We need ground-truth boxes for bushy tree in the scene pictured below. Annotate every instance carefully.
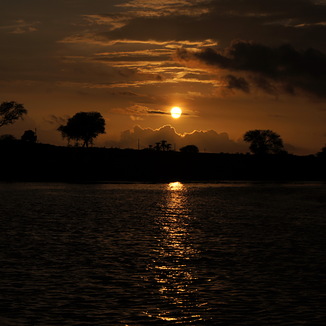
[180,145,199,153]
[21,130,37,143]
[243,129,285,155]
[0,101,27,128]
[58,111,105,147]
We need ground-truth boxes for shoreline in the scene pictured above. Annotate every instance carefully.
[1,141,325,183]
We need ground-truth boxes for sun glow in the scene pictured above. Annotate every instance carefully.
[170,107,182,119]
[168,181,184,191]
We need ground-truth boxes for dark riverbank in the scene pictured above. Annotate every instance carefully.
[0,141,325,182]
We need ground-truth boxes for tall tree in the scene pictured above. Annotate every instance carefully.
[153,140,172,151]
[0,101,27,128]
[58,111,105,147]
[243,129,285,155]
[154,142,162,151]
[160,140,168,151]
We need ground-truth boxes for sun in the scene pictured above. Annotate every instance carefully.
[171,106,182,119]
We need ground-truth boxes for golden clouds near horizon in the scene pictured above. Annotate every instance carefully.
[171,107,182,119]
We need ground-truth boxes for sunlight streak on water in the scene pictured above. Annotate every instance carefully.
[145,182,205,323]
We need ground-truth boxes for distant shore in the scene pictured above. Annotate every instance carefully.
[1,141,325,182]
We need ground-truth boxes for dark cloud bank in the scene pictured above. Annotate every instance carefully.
[176,41,326,98]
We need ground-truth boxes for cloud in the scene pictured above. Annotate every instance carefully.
[79,0,326,52]
[116,0,209,17]
[56,0,325,95]
[61,33,217,48]
[44,115,68,126]
[83,14,131,31]
[225,75,250,93]
[112,105,170,120]
[147,110,169,115]
[175,41,326,98]
[105,124,246,153]
[0,19,39,34]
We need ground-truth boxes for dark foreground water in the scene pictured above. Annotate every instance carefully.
[0,182,325,325]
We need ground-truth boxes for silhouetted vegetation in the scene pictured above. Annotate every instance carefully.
[244,129,286,155]
[0,101,27,128]
[148,140,172,151]
[0,134,16,142]
[317,145,326,158]
[21,130,37,143]
[58,111,105,147]
[180,145,199,153]
[0,140,324,182]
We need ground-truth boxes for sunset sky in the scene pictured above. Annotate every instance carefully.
[1,0,325,154]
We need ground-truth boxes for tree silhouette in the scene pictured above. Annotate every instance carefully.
[161,140,167,151]
[166,143,172,151]
[317,145,326,158]
[243,129,285,155]
[154,142,162,151]
[153,140,172,151]
[0,134,16,142]
[180,144,199,153]
[0,101,27,128]
[21,130,37,143]
[58,111,105,147]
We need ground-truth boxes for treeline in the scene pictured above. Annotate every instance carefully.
[0,140,324,182]
[1,101,326,156]
[1,101,325,182]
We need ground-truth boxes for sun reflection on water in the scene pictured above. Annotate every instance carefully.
[168,181,184,191]
[145,182,205,323]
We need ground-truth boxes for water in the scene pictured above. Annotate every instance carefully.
[0,182,325,325]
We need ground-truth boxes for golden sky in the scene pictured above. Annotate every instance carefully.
[1,0,326,154]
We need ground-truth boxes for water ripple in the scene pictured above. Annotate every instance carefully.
[0,182,325,325]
